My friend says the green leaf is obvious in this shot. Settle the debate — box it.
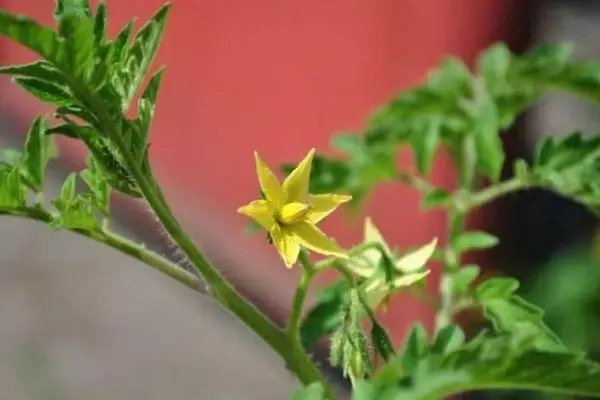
[136,67,165,149]
[59,173,77,203]
[0,60,66,83]
[54,0,92,19]
[51,174,100,231]
[13,77,75,106]
[420,188,450,210]
[372,333,600,400]
[477,42,512,83]
[431,324,465,355]
[475,277,519,301]
[482,296,565,352]
[448,264,480,295]
[411,117,441,175]
[453,231,499,252]
[513,158,530,182]
[471,83,504,182]
[93,2,108,46]
[80,156,110,215]
[351,381,377,400]
[57,12,95,80]
[0,10,66,65]
[371,321,395,362]
[121,3,172,108]
[0,148,23,166]
[22,117,53,192]
[0,167,26,208]
[290,382,325,400]
[401,323,429,376]
[300,281,349,349]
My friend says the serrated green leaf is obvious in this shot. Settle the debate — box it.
[0,60,66,84]
[475,277,519,301]
[51,195,100,231]
[136,67,165,148]
[471,85,504,182]
[13,77,75,106]
[411,117,441,175]
[80,156,110,215]
[372,333,600,400]
[448,264,480,295]
[59,173,77,202]
[453,231,499,252]
[0,10,66,65]
[0,167,26,208]
[482,296,565,352]
[290,382,325,400]
[22,117,52,191]
[121,3,171,108]
[420,188,450,210]
[57,13,95,80]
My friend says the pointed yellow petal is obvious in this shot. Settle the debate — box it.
[290,221,347,258]
[278,202,311,225]
[306,194,352,223]
[271,226,301,268]
[282,148,315,203]
[396,238,437,272]
[345,256,376,279]
[362,217,391,265]
[237,200,276,230]
[392,270,430,288]
[362,280,388,310]
[254,151,283,207]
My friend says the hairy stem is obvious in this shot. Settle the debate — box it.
[83,93,333,394]
[0,206,203,292]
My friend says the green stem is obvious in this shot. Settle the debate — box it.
[0,206,202,292]
[468,177,530,208]
[289,252,315,339]
[84,93,332,394]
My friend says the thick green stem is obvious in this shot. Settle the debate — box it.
[83,93,332,394]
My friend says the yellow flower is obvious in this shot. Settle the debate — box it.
[238,148,351,268]
[349,217,437,310]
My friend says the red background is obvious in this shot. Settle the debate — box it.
[0,0,533,346]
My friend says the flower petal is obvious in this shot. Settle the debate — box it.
[362,217,391,266]
[271,226,301,268]
[396,238,437,272]
[344,256,375,278]
[392,270,430,288]
[237,200,276,230]
[279,202,311,225]
[362,280,388,310]
[282,148,315,203]
[254,151,283,207]
[290,221,347,258]
[306,194,352,223]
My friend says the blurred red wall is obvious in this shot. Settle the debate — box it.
[0,0,533,346]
